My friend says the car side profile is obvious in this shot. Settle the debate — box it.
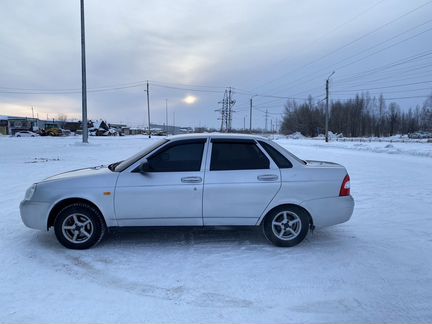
[15,131,39,137]
[20,134,354,249]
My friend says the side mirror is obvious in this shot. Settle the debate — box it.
[139,159,151,173]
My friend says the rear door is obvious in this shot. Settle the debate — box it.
[202,138,281,225]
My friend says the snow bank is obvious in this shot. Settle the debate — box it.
[276,138,432,159]
[0,136,431,323]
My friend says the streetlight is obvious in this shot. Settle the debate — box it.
[80,0,88,143]
[249,94,258,132]
[165,99,168,133]
[143,81,151,138]
[325,71,335,143]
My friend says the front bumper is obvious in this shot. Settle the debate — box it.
[20,200,51,230]
[301,195,354,228]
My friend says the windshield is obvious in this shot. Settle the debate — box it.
[111,138,168,172]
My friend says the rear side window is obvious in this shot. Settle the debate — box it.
[148,142,204,172]
[258,141,293,168]
[210,142,270,171]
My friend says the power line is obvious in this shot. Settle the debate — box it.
[331,94,430,101]
[252,0,432,93]
[333,72,432,91]
[148,80,226,89]
[331,80,432,93]
[336,50,432,82]
[332,87,432,95]
[262,25,432,97]
[335,65,432,86]
[293,51,432,96]
[249,0,388,91]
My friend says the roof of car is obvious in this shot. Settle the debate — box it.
[165,133,268,141]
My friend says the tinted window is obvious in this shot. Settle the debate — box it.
[148,142,204,172]
[258,141,293,168]
[115,139,168,172]
[210,142,270,171]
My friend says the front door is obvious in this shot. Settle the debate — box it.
[114,139,207,226]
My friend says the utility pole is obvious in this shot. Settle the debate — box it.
[249,97,253,132]
[172,111,176,135]
[80,0,88,143]
[265,108,269,132]
[325,71,335,143]
[31,106,34,119]
[249,94,258,133]
[165,99,168,133]
[243,115,246,130]
[146,81,151,138]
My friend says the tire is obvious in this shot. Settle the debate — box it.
[54,203,105,249]
[263,206,309,247]
[16,135,21,137]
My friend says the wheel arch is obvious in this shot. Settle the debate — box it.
[259,203,314,228]
[47,197,107,230]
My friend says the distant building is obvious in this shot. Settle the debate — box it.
[0,116,37,135]
[0,116,8,135]
[0,116,82,135]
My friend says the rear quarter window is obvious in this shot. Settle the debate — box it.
[258,141,293,168]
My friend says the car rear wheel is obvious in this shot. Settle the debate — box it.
[54,203,105,249]
[263,206,309,247]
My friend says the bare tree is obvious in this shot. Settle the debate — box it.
[387,102,400,136]
[280,93,427,137]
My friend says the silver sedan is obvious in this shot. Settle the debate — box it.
[20,134,354,249]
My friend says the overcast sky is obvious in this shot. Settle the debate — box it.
[1,0,431,129]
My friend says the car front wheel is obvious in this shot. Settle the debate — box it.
[263,206,309,247]
[54,203,105,249]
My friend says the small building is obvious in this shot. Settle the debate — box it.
[121,127,131,135]
[129,127,145,135]
[2,116,38,135]
[0,117,8,135]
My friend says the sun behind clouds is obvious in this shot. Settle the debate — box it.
[182,95,198,104]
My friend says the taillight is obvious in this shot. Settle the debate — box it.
[339,174,351,196]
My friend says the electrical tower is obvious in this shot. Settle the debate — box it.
[216,87,236,132]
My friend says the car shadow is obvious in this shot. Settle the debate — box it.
[33,225,349,250]
[32,226,269,249]
[104,226,269,247]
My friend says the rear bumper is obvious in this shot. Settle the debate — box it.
[20,200,51,230]
[301,195,354,228]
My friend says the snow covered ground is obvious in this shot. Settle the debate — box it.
[0,135,431,323]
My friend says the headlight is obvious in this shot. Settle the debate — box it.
[24,184,37,200]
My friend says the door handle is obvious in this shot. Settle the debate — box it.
[181,176,202,183]
[257,174,279,181]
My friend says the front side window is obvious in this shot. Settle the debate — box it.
[210,141,270,171]
[148,142,205,172]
